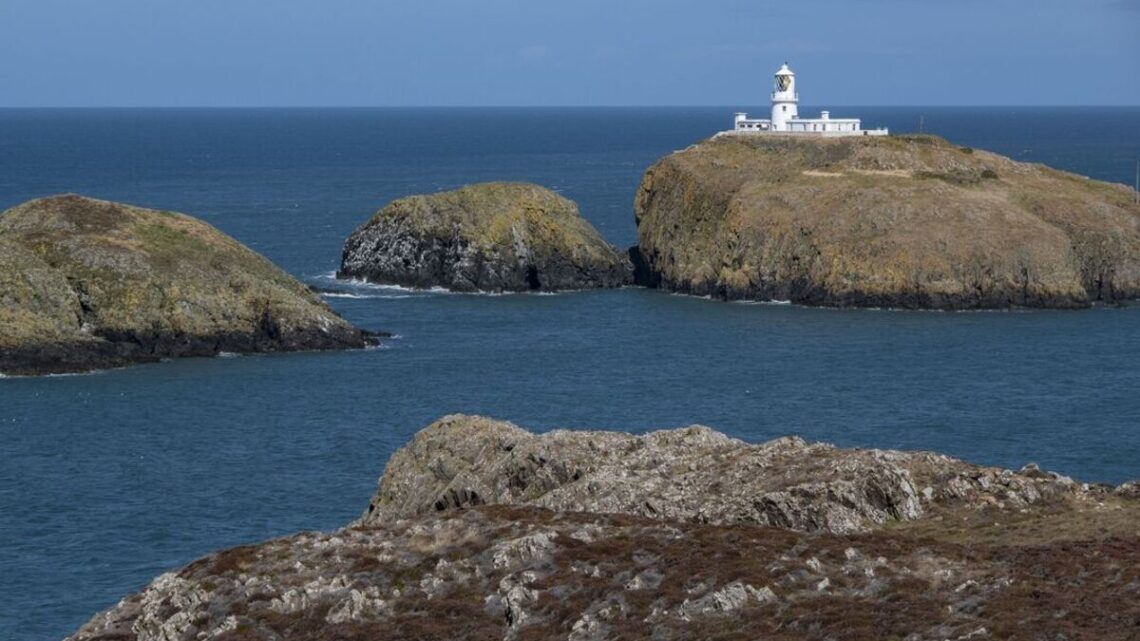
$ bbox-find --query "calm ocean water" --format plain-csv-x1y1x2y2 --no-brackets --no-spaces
1,107,1139,640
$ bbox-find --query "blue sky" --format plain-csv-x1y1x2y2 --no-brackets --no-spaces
0,0,1137,107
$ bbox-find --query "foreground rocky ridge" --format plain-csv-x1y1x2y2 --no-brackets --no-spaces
68,505,1140,641
363,416,1094,534
338,182,632,292
0,195,373,375
633,134,1140,309
69,416,1140,641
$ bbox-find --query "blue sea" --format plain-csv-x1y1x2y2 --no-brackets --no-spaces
2,106,1139,640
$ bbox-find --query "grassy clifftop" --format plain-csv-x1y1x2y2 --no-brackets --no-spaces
0,195,371,375
634,134,1140,308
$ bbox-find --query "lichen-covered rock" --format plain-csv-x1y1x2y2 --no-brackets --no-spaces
362,415,1088,534
66,505,1140,641
0,195,374,375
632,134,1140,308
338,182,632,292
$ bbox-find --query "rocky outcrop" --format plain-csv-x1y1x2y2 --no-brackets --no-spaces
67,416,1140,641
0,195,374,375
362,415,1083,534
66,504,1140,641
338,182,632,292
633,134,1140,308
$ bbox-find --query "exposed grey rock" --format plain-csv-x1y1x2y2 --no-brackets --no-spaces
676,581,775,620
1115,480,1140,499
362,415,1085,534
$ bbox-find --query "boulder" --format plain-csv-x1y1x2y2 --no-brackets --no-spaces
0,195,374,375
632,134,1140,308
338,182,632,292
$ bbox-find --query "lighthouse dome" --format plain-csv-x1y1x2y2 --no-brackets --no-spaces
775,62,794,76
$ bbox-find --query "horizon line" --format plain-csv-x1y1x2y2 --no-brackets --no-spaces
2,104,1140,110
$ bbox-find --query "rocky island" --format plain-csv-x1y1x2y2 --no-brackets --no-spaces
632,134,1140,308
338,182,632,292
68,415,1140,641
0,195,374,376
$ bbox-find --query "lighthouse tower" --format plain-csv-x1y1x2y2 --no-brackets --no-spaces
770,63,799,131
724,61,887,136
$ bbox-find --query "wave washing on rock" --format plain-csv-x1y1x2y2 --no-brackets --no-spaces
338,182,633,293
631,134,1140,309
0,195,377,376
68,415,1140,641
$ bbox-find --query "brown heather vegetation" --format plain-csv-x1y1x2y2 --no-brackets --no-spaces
68,505,1140,641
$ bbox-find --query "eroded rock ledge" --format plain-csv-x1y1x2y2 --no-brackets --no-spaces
67,416,1140,641
0,195,374,375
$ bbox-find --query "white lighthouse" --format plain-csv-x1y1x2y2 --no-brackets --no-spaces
770,63,799,131
727,62,887,137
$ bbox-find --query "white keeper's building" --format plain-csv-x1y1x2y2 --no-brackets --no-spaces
727,62,887,137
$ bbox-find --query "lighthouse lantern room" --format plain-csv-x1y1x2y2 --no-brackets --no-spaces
728,62,887,137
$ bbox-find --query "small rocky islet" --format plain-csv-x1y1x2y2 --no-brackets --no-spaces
0,195,375,376
631,134,1140,309
69,415,1140,641
338,182,632,292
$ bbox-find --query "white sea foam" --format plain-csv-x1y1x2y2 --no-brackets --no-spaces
314,272,456,296
313,271,612,298
216,352,241,359
10,369,114,379
320,292,413,300
732,299,792,306
669,291,714,300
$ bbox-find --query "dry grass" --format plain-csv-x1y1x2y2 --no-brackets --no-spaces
634,133,1140,308
893,495,1140,546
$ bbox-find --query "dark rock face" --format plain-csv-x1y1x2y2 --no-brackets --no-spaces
66,416,1140,641
0,195,374,375
633,134,1140,309
338,182,632,292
